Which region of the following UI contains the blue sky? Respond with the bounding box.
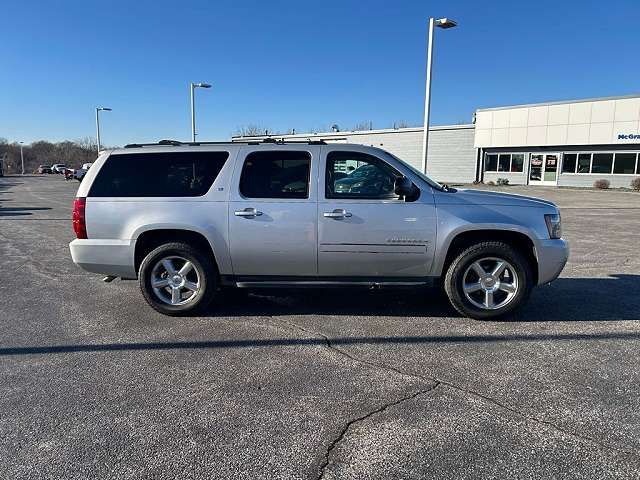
[1,0,639,146]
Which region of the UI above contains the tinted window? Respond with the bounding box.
[89,151,228,197]
[577,154,591,173]
[562,154,577,173]
[239,151,311,199]
[591,153,613,174]
[498,154,510,172]
[511,154,524,172]
[485,154,498,172]
[326,151,401,199]
[613,153,636,174]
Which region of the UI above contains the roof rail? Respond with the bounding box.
[123,138,327,148]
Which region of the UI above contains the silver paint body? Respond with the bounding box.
[70,143,568,285]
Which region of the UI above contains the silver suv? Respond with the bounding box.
[69,140,568,319]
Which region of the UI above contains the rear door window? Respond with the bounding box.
[239,151,311,199]
[88,151,229,197]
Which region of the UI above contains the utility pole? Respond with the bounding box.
[19,141,24,175]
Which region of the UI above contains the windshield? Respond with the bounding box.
[385,152,443,190]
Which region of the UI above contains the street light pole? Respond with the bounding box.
[190,82,211,142]
[19,141,24,175]
[95,107,112,154]
[421,17,457,174]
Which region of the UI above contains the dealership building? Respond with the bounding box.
[234,94,640,188]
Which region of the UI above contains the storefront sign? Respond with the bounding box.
[618,133,640,140]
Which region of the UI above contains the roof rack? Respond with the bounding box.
[123,138,327,148]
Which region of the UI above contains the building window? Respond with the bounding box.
[613,153,637,174]
[511,154,524,172]
[565,152,640,174]
[591,153,614,174]
[498,154,510,172]
[484,153,523,173]
[577,154,592,173]
[562,154,577,173]
[485,154,498,172]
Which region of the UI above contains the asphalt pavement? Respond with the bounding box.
[1,175,639,479]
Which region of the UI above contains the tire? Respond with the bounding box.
[444,241,533,320]
[139,242,218,316]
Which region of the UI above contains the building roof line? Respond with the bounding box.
[476,93,640,112]
[231,123,474,140]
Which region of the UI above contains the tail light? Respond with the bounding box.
[72,197,87,239]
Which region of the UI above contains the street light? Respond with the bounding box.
[19,141,24,175]
[95,107,112,154]
[190,82,211,142]
[421,17,457,174]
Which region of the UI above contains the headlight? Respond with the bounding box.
[544,213,562,239]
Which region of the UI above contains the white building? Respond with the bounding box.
[233,94,640,188]
[476,94,640,188]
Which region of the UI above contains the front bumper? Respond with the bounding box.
[535,238,569,285]
[69,239,137,278]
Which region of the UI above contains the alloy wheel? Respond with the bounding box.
[462,257,519,310]
[150,255,201,306]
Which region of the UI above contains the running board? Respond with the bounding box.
[235,281,429,289]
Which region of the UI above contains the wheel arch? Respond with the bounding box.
[134,228,218,276]
[436,227,539,284]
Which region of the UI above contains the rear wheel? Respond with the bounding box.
[444,241,533,320]
[139,242,217,316]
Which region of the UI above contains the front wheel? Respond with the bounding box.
[139,242,217,316]
[444,242,533,320]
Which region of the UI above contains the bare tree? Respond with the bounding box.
[392,120,412,129]
[0,138,104,174]
[76,136,99,152]
[234,125,270,137]
[352,121,373,131]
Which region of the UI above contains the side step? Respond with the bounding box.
[235,281,429,289]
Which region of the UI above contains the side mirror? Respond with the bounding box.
[394,176,418,200]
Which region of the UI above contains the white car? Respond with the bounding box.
[74,162,94,181]
[51,164,67,174]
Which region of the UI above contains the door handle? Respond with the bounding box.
[323,209,352,219]
[234,207,263,217]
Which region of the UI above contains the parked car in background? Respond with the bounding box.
[74,162,94,181]
[69,140,568,320]
[52,164,67,174]
[63,168,75,181]
[37,165,53,174]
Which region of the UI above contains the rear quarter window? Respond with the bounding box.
[88,151,229,197]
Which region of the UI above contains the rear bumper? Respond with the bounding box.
[536,238,569,285]
[69,239,136,278]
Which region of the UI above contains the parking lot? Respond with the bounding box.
[1,175,639,479]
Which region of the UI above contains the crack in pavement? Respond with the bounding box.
[268,316,639,476]
[317,384,441,480]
